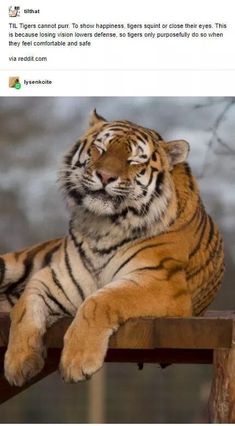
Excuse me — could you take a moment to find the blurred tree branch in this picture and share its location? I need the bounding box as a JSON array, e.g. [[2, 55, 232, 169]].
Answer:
[[198, 99, 235, 179]]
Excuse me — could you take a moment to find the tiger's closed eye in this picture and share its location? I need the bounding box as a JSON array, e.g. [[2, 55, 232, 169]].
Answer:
[[127, 159, 141, 165], [127, 154, 149, 165], [93, 143, 106, 154]]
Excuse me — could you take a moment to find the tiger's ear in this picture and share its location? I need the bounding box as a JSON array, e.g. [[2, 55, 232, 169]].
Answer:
[[89, 109, 107, 127], [165, 140, 190, 168]]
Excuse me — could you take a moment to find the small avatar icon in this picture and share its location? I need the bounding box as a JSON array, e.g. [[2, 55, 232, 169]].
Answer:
[[9, 77, 21, 89], [8, 6, 20, 17]]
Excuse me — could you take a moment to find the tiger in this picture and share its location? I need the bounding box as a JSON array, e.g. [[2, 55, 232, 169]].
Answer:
[[0, 110, 224, 387]]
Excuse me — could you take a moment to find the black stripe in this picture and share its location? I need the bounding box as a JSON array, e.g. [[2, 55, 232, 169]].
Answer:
[[42, 242, 61, 268], [0, 257, 5, 286], [76, 139, 88, 163], [45, 291, 72, 316], [146, 168, 155, 187], [151, 151, 158, 161], [187, 236, 222, 281], [187, 262, 207, 281], [166, 203, 199, 234], [6, 293, 14, 307], [37, 293, 62, 317], [136, 139, 147, 149], [16, 308, 26, 324], [5, 241, 53, 295], [189, 211, 208, 258], [151, 130, 162, 140], [113, 242, 172, 278], [50, 267, 76, 308], [167, 263, 183, 279], [127, 194, 156, 218], [155, 171, 164, 196], [132, 266, 164, 273], [127, 256, 180, 275], [69, 225, 95, 274], [36, 279, 72, 316], [195, 207, 206, 234], [150, 166, 159, 172], [193, 266, 224, 314], [198, 273, 224, 310], [5, 257, 32, 295], [73, 159, 84, 168], [92, 233, 145, 272], [110, 208, 129, 222], [206, 215, 215, 248], [92, 235, 139, 257], [135, 129, 150, 141], [107, 125, 131, 132], [183, 163, 195, 191], [37, 293, 54, 314], [64, 238, 85, 301], [64, 141, 80, 163], [68, 188, 83, 205], [137, 168, 146, 176], [11, 289, 22, 299]]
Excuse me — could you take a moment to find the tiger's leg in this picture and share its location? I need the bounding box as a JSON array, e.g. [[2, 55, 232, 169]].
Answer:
[[60, 269, 192, 382], [4, 265, 76, 386], [0, 239, 62, 312]]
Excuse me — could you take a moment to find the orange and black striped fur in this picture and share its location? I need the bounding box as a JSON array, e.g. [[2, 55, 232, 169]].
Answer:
[[0, 111, 224, 386]]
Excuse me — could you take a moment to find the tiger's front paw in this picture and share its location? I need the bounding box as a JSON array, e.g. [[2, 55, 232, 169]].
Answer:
[[59, 324, 110, 383], [4, 347, 45, 387]]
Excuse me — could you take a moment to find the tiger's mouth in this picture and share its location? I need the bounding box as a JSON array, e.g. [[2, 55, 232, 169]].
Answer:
[[80, 186, 128, 216], [85, 187, 126, 201], [89, 188, 112, 198]]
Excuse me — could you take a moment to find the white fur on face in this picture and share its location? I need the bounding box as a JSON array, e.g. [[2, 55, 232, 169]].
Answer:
[[60, 128, 174, 226]]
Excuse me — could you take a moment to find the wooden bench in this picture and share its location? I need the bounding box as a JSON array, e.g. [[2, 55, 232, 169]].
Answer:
[[1, 310, 235, 423]]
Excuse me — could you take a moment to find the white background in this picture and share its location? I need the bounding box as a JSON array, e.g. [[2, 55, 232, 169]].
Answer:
[[0, 0, 235, 95]]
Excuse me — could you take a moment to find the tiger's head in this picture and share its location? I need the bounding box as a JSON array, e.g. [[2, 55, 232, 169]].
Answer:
[[60, 111, 189, 227]]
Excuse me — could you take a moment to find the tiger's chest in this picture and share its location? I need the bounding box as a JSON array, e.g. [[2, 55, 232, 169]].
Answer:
[[69, 220, 153, 288]]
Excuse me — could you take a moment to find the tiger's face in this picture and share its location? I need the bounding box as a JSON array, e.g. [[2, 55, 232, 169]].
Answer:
[[61, 111, 189, 223]]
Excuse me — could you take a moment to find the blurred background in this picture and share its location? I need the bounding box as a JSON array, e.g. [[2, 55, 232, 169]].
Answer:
[[0, 97, 234, 423]]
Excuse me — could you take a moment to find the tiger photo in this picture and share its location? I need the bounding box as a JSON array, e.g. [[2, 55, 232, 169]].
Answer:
[[0, 110, 224, 387]]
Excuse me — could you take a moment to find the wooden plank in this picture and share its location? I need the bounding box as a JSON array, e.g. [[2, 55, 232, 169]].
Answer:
[[105, 348, 213, 364], [0, 346, 213, 405], [0, 311, 235, 416], [0, 311, 234, 408], [1, 311, 235, 350], [204, 310, 235, 319], [209, 319, 235, 423], [209, 348, 235, 423], [109, 317, 234, 350]]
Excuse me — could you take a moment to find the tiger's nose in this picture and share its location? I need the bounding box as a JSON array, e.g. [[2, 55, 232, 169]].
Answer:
[[96, 170, 117, 185]]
